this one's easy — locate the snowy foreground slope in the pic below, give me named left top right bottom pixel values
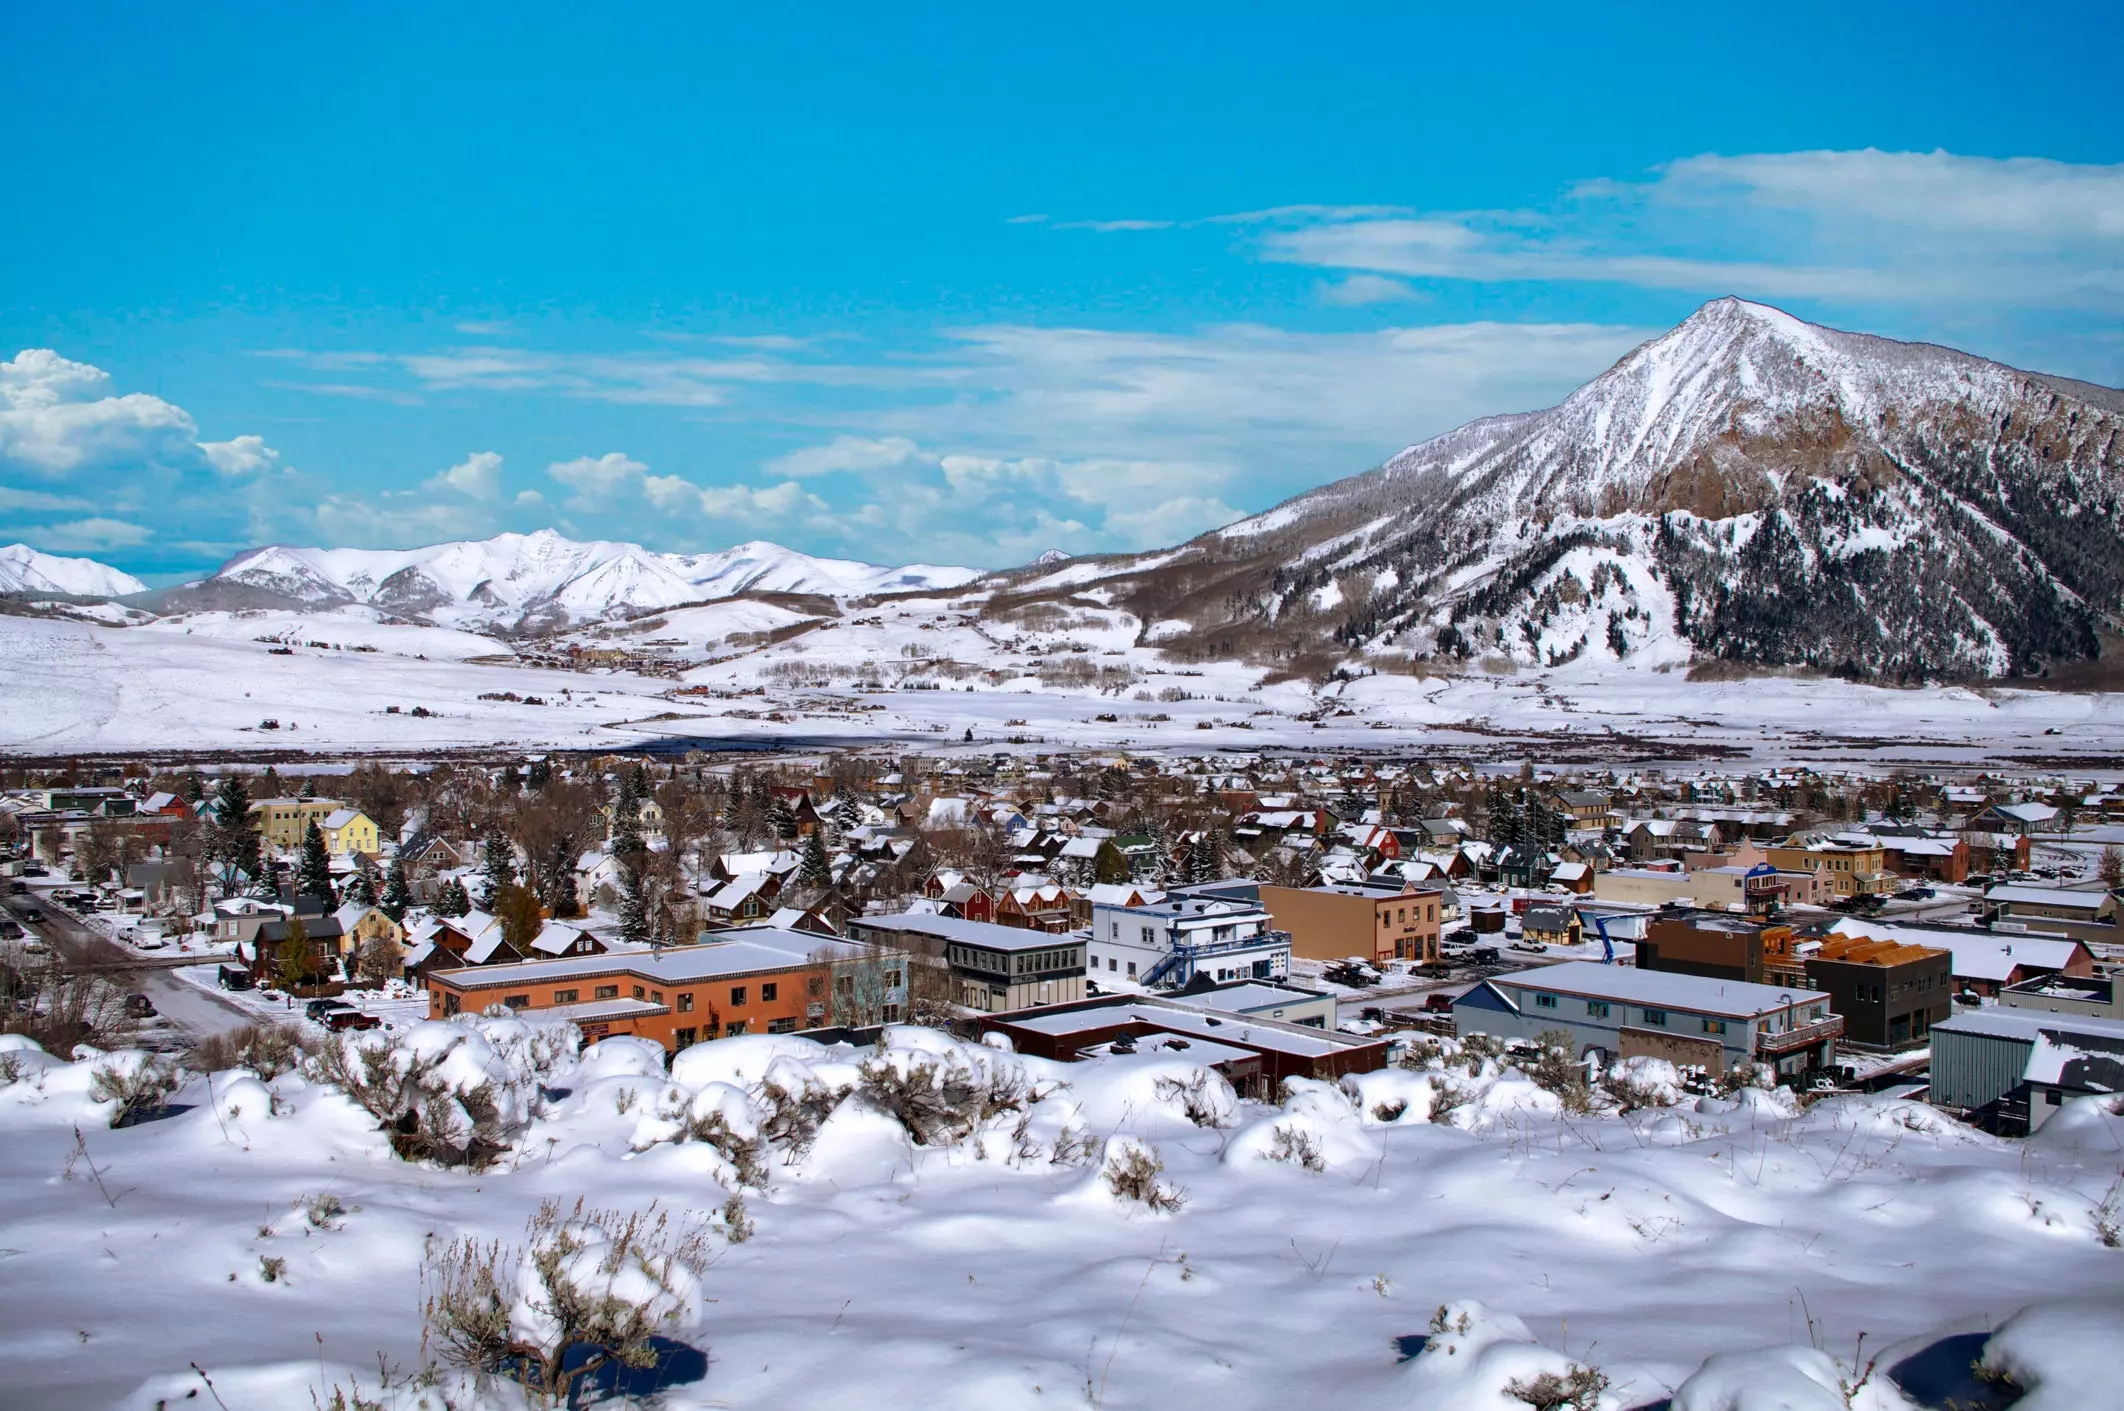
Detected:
left=1, top=1023, right=2119, bottom=1411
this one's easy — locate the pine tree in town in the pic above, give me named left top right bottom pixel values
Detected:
left=379, top=857, right=412, bottom=922
left=183, top=773, right=204, bottom=806
left=213, top=776, right=262, bottom=889
left=298, top=821, right=335, bottom=902
left=298, top=777, right=316, bottom=800
left=479, top=830, right=516, bottom=910
left=434, top=877, right=471, bottom=918
left=800, top=827, right=833, bottom=890
left=346, top=853, right=380, bottom=908
left=618, top=857, right=651, bottom=946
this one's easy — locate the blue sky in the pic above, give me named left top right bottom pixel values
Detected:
left=3, top=3, right=2120, bottom=581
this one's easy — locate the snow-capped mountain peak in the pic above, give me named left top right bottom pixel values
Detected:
left=0, top=543, right=147, bottom=598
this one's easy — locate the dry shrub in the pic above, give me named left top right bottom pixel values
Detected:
left=1105, top=1142, right=1187, bottom=1213
left=188, top=1021, right=314, bottom=1079
left=1505, top=1364, right=1610, bottom=1411
left=1153, top=1070, right=1233, bottom=1128
left=1263, top=1124, right=1325, bottom=1172
left=755, top=1077, right=842, bottom=1162
left=425, top=1197, right=710, bottom=1408
left=90, top=1053, right=182, bottom=1127
left=682, top=1108, right=768, bottom=1188
left=1525, top=1030, right=1592, bottom=1114
left=857, top=1054, right=1030, bottom=1147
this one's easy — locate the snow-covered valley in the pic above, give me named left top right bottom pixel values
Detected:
left=4, top=596, right=2123, bottom=771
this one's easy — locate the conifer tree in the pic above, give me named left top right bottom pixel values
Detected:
left=298, top=821, right=335, bottom=901
left=479, top=830, right=516, bottom=910
left=800, top=826, right=833, bottom=889
left=346, top=854, right=380, bottom=908
left=379, top=857, right=412, bottom=922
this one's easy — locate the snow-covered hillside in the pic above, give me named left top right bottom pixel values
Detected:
left=3, top=1022, right=2120, bottom=1409
left=0, top=543, right=146, bottom=598
left=175, top=530, right=980, bottom=628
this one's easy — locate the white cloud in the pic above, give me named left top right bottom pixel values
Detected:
left=765, top=435, right=923, bottom=478
left=0, top=486, right=92, bottom=513
left=0, top=348, right=199, bottom=474
left=639, top=473, right=830, bottom=525
left=428, top=450, right=505, bottom=500
left=514, top=489, right=548, bottom=507
left=1316, top=273, right=1423, bottom=306
left=38, top=516, right=152, bottom=550
left=1260, top=149, right=2124, bottom=306
left=1103, top=495, right=1244, bottom=548
left=1053, top=218, right=1175, bottom=232
left=201, top=434, right=281, bottom=475
left=548, top=452, right=648, bottom=498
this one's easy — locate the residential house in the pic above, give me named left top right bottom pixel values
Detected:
left=1455, top=961, right=1842, bottom=1078
left=319, top=808, right=379, bottom=856
left=995, top=882, right=1074, bottom=933
left=1089, top=889, right=1292, bottom=988
left=1520, top=904, right=1582, bottom=949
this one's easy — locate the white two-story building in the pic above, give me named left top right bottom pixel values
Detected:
left=1089, top=890, right=1291, bottom=990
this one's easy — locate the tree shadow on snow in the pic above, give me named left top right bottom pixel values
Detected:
left=1889, top=1333, right=2018, bottom=1409
left=559, top=1336, right=708, bottom=1406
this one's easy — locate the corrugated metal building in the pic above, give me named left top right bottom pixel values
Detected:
left=1929, top=1007, right=2124, bottom=1132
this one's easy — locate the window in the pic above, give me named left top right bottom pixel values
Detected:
left=674, top=1027, right=697, bottom=1048
left=1586, top=1000, right=1610, bottom=1019
left=762, top=982, right=778, bottom=1002
left=768, top=1017, right=799, bottom=1034
left=808, top=976, right=824, bottom=997
left=1109, top=957, right=1118, bottom=971
left=632, top=985, right=645, bottom=1000
left=725, top=1021, right=747, bottom=1037
left=731, top=986, right=748, bottom=1005
left=1701, top=1018, right=1726, bottom=1035
left=1534, top=993, right=1558, bottom=1009
left=1109, top=921, right=1119, bottom=938
left=594, top=984, right=618, bottom=1000
left=552, top=989, right=579, bottom=1004
left=503, top=995, right=529, bottom=1009
left=651, top=991, right=663, bottom=1005
left=1641, top=1008, right=1668, bottom=1027
left=443, top=994, right=460, bottom=1015
left=677, top=992, right=693, bottom=1013
left=1127, top=961, right=1137, bottom=978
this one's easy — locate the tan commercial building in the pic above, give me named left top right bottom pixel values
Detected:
left=1763, top=840, right=1892, bottom=898
left=1261, top=883, right=1442, bottom=965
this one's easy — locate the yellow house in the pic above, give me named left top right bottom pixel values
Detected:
left=248, top=797, right=346, bottom=850
left=321, top=807, right=380, bottom=856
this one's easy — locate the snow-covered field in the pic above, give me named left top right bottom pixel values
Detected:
left=1, top=1021, right=2118, bottom=1410
left=5, top=602, right=2124, bottom=768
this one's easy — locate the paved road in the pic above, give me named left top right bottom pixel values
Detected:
left=5, top=889, right=253, bottom=1044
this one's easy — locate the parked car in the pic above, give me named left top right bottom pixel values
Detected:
left=20, top=907, right=44, bottom=923
left=323, top=1009, right=381, bottom=1032
left=1471, top=946, right=1501, bottom=965
left=1321, top=961, right=1380, bottom=988
left=305, top=997, right=353, bottom=1021
left=123, top=993, right=157, bottom=1019
left=1422, top=992, right=1457, bottom=1014
left=0, top=920, right=21, bottom=940
left=6, top=880, right=25, bottom=894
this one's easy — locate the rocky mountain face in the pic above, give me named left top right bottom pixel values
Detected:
left=143, top=530, right=980, bottom=629
left=0, top=543, right=147, bottom=598
left=999, top=299, right=2124, bottom=681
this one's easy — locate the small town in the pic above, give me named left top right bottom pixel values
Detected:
left=7, top=6, right=2124, bottom=1407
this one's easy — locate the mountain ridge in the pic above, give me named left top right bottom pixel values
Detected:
left=0, top=543, right=148, bottom=598
left=997, top=298, right=2124, bottom=682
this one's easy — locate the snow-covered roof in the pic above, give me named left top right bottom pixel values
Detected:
left=1985, top=885, right=2109, bottom=912
left=1487, top=961, right=1825, bottom=1020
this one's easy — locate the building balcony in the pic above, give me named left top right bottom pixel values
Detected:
left=1756, top=1013, right=1844, bottom=1056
